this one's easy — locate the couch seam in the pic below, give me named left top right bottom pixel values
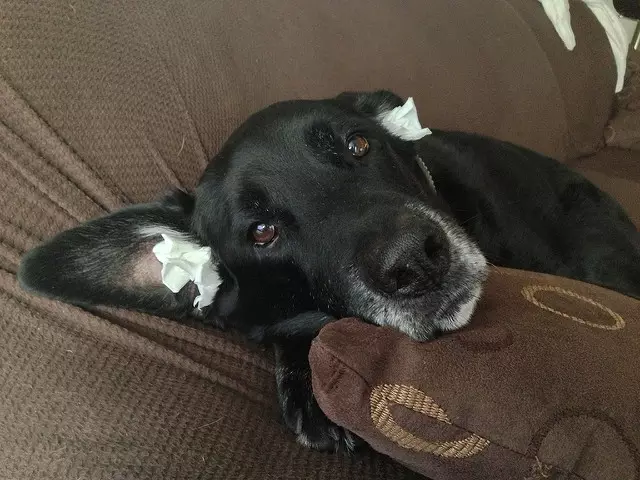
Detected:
left=0, top=74, right=130, bottom=209
left=494, top=0, right=573, bottom=158
left=1, top=272, right=272, bottom=406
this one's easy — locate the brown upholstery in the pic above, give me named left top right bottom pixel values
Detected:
left=0, top=0, right=616, bottom=182
left=605, top=50, right=640, bottom=151
left=310, top=268, right=640, bottom=480
left=0, top=0, right=631, bottom=478
left=505, top=0, right=616, bottom=158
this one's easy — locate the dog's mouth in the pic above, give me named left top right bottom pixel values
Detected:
left=345, top=278, right=485, bottom=342
left=428, top=283, right=485, bottom=333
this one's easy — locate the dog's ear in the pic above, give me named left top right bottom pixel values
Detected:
left=334, top=90, right=404, bottom=118
left=336, top=90, right=432, bottom=146
left=18, top=189, right=227, bottom=319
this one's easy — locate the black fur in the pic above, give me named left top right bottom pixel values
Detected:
left=19, top=90, right=640, bottom=453
left=421, top=130, right=640, bottom=298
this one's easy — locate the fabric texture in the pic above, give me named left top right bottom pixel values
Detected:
left=504, top=0, right=617, bottom=158
left=310, top=268, right=640, bottom=480
left=0, top=0, right=617, bottom=169
left=0, top=0, right=629, bottom=478
left=606, top=50, right=640, bottom=150
left=538, top=0, right=629, bottom=92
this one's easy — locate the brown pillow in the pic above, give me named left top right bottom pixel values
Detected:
left=310, top=268, right=640, bottom=480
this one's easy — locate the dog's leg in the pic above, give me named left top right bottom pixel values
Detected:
left=271, top=314, right=361, bottom=453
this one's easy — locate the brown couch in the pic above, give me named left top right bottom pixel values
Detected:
left=0, top=1, right=637, bottom=479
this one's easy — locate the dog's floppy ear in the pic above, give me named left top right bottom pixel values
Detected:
left=18, top=189, right=224, bottom=319
left=335, top=90, right=404, bottom=118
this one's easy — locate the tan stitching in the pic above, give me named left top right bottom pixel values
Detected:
left=522, top=285, right=625, bottom=330
left=370, top=384, right=490, bottom=458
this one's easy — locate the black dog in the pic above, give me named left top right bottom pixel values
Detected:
left=19, top=91, right=640, bottom=452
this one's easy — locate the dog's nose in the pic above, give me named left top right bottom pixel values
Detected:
left=363, top=225, right=451, bottom=296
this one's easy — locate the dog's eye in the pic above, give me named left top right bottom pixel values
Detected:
left=347, top=134, right=369, bottom=158
left=250, top=223, right=278, bottom=246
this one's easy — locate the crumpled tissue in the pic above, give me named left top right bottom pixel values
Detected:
left=377, top=97, right=432, bottom=141
left=152, top=233, right=221, bottom=309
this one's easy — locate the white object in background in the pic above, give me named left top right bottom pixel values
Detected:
left=539, top=0, right=576, bottom=50
left=539, top=0, right=629, bottom=92
left=377, top=97, right=432, bottom=141
left=584, top=0, right=630, bottom=92
left=152, top=233, right=221, bottom=309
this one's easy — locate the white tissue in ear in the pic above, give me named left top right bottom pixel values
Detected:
left=151, top=234, right=221, bottom=309
left=377, top=97, right=432, bottom=141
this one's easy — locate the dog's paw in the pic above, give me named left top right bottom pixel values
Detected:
left=273, top=332, right=362, bottom=453
left=282, top=395, right=362, bottom=453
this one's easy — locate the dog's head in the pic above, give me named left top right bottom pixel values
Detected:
left=19, top=91, right=487, bottom=340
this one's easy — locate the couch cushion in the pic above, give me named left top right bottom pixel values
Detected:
left=0, top=2, right=422, bottom=477
left=605, top=49, right=640, bottom=151
left=0, top=270, right=425, bottom=480
left=310, top=267, right=640, bottom=480
left=0, top=0, right=615, bottom=193
left=505, top=0, right=617, bottom=158
left=568, top=147, right=640, bottom=227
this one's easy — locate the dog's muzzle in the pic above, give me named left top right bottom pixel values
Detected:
left=359, top=219, right=451, bottom=297
left=345, top=202, right=488, bottom=341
